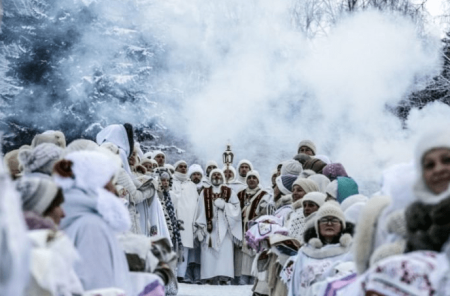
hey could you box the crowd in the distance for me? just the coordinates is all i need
[2,123,450,296]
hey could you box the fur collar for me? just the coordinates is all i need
[275,194,293,209]
[292,199,303,210]
[353,195,391,274]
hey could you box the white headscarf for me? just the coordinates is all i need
[96,125,132,175]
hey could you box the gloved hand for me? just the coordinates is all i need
[197,231,204,242]
[177,220,185,231]
[214,198,226,210]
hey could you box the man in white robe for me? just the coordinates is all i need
[234,159,253,193]
[194,169,243,284]
[222,165,245,194]
[234,170,270,285]
[171,160,200,281]
[189,164,205,194]
[202,160,218,187]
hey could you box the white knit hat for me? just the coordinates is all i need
[325,180,338,198]
[294,178,319,193]
[314,201,346,235]
[246,170,260,182]
[16,177,58,215]
[188,164,204,177]
[308,174,330,193]
[302,192,326,208]
[340,194,368,212]
[281,159,303,176]
[297,140,317,155]
[143,151,153,159]
[209,168,225,184]
[19,143,63,175]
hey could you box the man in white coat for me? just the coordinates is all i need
[234,159,253,193]
[202,160,218,187]
[171,160,200,282]
[194,169,243,284]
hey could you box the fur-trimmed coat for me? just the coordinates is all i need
[288,223,354,296]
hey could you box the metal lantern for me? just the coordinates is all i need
[222,144,234,184]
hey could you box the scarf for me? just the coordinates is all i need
[159,190,183,252]
[174,172,188,182]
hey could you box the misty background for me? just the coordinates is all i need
[1,0,450,192]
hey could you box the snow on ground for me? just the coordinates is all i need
[177,283,253,296]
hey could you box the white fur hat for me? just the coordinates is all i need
[341,194,368,212]
[143,151,153,159]
[237,159,253,171]
[326,180,338,198]
[308,174,330,193]
[209,168,225,184]
[344,201,366,224]
[246,170,260,182]
[174,160,187,170]
[188,164,204,177]
[32,131,66,148]
[314,201,346,235]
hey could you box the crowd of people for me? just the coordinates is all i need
[2,123,450,296]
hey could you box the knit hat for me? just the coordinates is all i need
[188,164,204,177]
[302,192,326,208]
[174,160,187,170]
[315,155,331,165]
[280,159,303,176]
[293,153,312,165]
[293,178,319,194]
[143,151,153,159]
[32,131,66,148]
[303,158,327,174]
[206,160,218,169]
[308,174,330,193]
[340,194,368,212]
[19,143,63,175]
[246,170,260,182]
[16,177,59,215]
[152,150,165,159]
[237,159,253,171]
[337,177,359,203]
[4,149,21,177]
[323,163,348,181]
[326,180,338,198]
[140,158,153,166]
[314,201,346,235]
[276,175,297,195]
[297,140,317,155]
[65,139,99,154]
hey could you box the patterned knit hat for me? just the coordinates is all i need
[281,159,303,176]
[303,158,327,173]
[314,201,346,235]
[276,175,297,195]
[18,143,63,175]
[297,140,317,155]
[323,163,348,181]
[337,177,359,203]
[16,177,59,215]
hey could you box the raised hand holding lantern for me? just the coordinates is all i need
[222,144,234,184]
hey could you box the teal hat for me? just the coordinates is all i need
[337,177,359,203]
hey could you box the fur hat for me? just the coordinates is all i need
[323,163,348,181]
[308,174,330,193]
[32,131,66,148]
[281,160,303,176]
[315,155,331,164]
[19,143,63,175]
[344,202,366,224]
[337,177,359,203]
[325,180,338,198]
[314,201,346,235]
[293,178,319,194]
[15,177,58,215]
[303,158,327,174]
[276,175,297,195]
[206,160,218,169]
[140,158,153,166]
[302,192,326,208]
[101,142,120,155]
[188,164,204,177]
[237,159,253,171]
[143,151,153,159]
[4,149,21,177]
[341,194,368,212]
[246,170,260,182]
[297,140,317,155]
[222,165,237,181]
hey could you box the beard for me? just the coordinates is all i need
[212,178,223,186]
[192,178,201,184]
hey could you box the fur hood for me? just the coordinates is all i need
[353,195,391,274]
[301,222,354,259]
[275,194,293,209]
